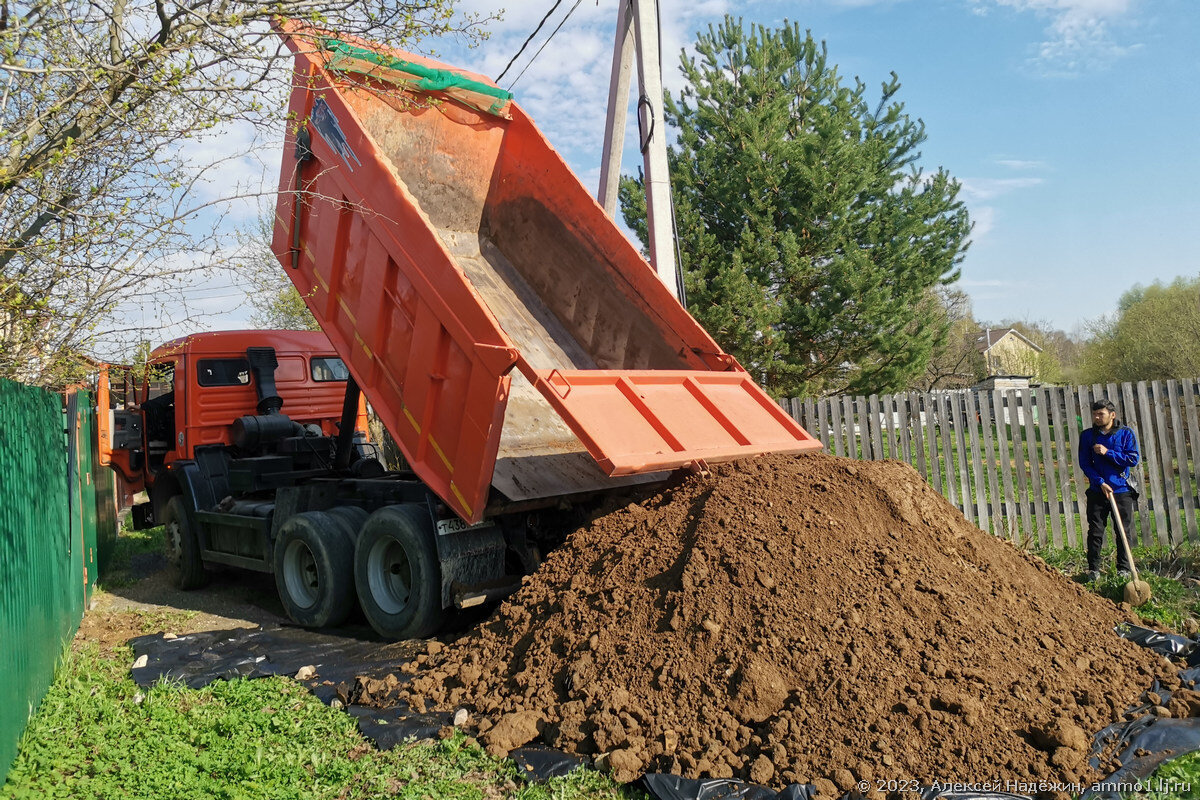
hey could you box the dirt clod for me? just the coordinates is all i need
[482,711,542,757]
[729,658,789,724]
[813,777,839,798]
[749,754,774,785]
[833,768,857,791]
[1038,720,1089,752]
[607,748,644,782]
[373,454,1176,791]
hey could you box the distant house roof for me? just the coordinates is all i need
[975,327,1042,354]
[975,375,1035,390]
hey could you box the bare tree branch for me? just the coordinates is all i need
[0,0,496,386]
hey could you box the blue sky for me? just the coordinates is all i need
[145,0,1198,343]
[433,0,1200,334]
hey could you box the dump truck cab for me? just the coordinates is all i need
[101,330,367,512]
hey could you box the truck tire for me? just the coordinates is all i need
[327,505,369,544]
[354,505,442,640]
[163,496,208,590]
[273,511,356,629]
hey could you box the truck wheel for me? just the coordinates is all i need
[273,511,356,629]
[327,505,369,544]
[163,496,208,590]
[354,505,442,640]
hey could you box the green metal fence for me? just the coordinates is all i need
[92,418,118,579]
[0,380,115,783]
[66,390,113,603]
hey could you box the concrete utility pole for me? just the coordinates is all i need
[597,0,681,301]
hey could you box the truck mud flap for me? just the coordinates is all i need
[432,517,506,609]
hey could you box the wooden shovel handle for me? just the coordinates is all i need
[1106,491,1140,583]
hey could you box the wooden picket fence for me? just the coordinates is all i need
[784,380,1200,549]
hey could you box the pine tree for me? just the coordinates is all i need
[620,17,971,397]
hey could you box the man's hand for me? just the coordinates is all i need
[1093,443,1109,456]
[1101,482,1114,498]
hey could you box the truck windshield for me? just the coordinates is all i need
[310,357,349,382]
[197,358,251,387]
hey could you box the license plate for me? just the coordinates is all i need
[435,517,490,536]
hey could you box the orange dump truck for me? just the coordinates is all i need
[103,27,821,642]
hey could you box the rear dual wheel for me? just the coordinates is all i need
[354,505,443,641]
[273,510,359,629]
[271,503,444,640]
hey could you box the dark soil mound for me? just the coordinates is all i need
[375,454,1180,795]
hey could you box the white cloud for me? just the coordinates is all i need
[959,176,1044,201]
[92,250,255,361]
[824,0,908,6]
[975,0,1141,74]
[959,173,1043,240]
[959,276,1027,301]
[961,278,1018,288]
[995,158,1046,170]
[164,118,282,226]
[971,205,997,238]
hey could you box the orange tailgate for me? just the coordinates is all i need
[528,368,822,473]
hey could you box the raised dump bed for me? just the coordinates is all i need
[273,26,821,523]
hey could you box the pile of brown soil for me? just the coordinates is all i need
[375,454,1183,796]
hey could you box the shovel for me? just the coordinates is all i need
[1107,491,1152,607]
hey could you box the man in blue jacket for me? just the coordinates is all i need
[1077,399,1140,582]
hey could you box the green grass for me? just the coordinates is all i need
[98,522,166,589]
[1134,755,1200,799]
[1038,544,1200,629]
[1,642,639,800]
[125,607,201,634]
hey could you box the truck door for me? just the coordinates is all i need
[143,359,179,474]
[97,364,146,489]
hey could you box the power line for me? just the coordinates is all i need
[508,0,586,90]
[495,0,567,84]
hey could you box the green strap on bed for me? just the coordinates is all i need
[320,38,512,115]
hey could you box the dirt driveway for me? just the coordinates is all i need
[80,548,382,652]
